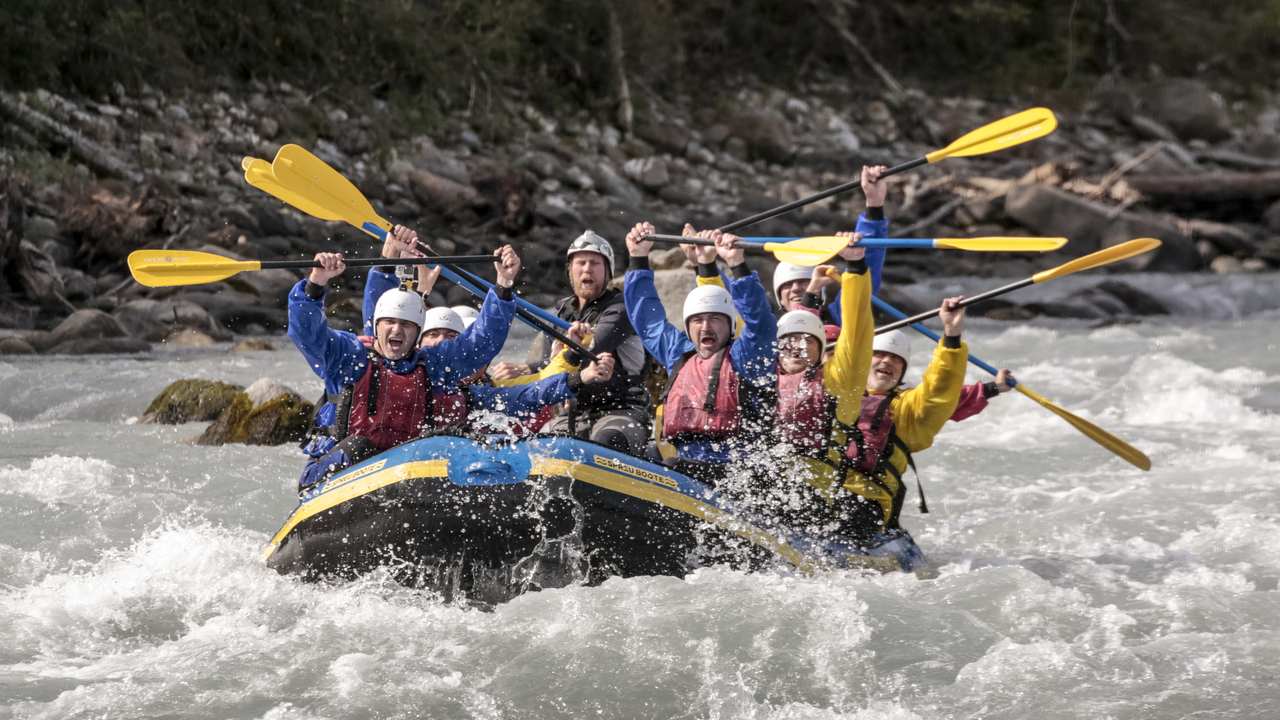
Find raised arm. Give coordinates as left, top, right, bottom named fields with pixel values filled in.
left=717, top=231, right=778, bottom=386
left=287, top=253, right=369, bottom=392
left=421, top=245, right=521, bottom=386
left=624, top=221, right=694, bottom=370
left=823, top=243, right=874, bottom=420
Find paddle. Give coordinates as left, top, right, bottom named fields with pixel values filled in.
left=874, top=238, right=1162, bottom=334
left=257, top=145, right=598, bottom=362
left=868, top=294, right=1151, bottom=471
left=127, top=249, right=496, bottom=288
left=720, top=107, right=1058, bottom=233
left=739, top=235, right=1069, bottom=252
left=242, top=157, right=345, bottom=222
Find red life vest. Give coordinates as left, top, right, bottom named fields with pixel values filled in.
left=661, top=348, right=741, bottom=442
left=775, top=366, right=831, bottom=453
left=431, top=389, right=468, bottom=427
left=845, top=391, right=897, bottom=475
left=345, top=351, right=432, bottom=451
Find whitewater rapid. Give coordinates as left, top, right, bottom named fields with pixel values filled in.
left=3, top=301, right=1280, bottom=718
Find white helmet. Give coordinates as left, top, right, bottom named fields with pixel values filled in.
left=872, top=329, right=911, bottom=362
left=772, top=262, right=812, bottom=306
left=566, top=229, right=615, bottom=276
left=451, top=305, right=480, bottom=329
left=422, top=307, right=465, bottom=334
left=682, top=285, right=738, bottom=333
left=373, top=288, right=426, bottom=330
left=777, top=310, right=825, bottom=346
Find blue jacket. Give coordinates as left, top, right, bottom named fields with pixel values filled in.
left=357, top=269, right=577, bottom=420
left=624, top=264, right=777, bottom=462
left=468, top=375, right=576, bottom=421
left=827, top=212, right=889, bottom=326
left=287, top=279, right=514, bottom=397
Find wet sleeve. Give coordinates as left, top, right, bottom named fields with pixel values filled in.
left=949, top=382, right=991, bottom=422
left=727, top=269, right=779, bottom=387
left=469, top=374, right=574, bottom=417
left=422, top=288, right=515, bottom=387
left=624, top=268, right=695, bottom=372
left=287, top=279, right=368, bottom=392
left=891, top=339, right=970, bottom=452
left=362, top=267, right=399, bottom=336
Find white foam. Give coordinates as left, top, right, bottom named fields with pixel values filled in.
left=0, top=455, right=119, bottom=505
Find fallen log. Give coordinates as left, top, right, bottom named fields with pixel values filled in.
left=1193, top=149, right=1280, bottom=171
left=1125, top=172, right=1280, bottom=200
left=0, top=90, right=143, bottom=184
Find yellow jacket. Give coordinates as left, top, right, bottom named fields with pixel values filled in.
left=842, top=338, right=969, bottom=526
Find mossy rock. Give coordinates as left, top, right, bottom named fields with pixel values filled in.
left=143, top=379, right=244, bottom=424
left=194, top=381, right=313, bottom=446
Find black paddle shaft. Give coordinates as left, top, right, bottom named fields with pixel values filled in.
left=259, top=256, right=496, bottom=270
left=874, top=277, right=1034, bottom=335
left=719, top=157, right=927, bottom=234
left=644, top=235, right=746, bottom=248
left=412, top=243, right=600, bottom=364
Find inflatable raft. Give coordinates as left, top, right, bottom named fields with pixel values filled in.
left=262, top=436, right=929, bottom=599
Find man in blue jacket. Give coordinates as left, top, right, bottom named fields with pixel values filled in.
left=289, top=242, right=519, bottom=489
left=623, top=223, right=777, bottom=487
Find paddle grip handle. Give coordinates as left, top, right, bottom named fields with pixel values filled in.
left=718, top=157, right=927, bottom=234
left=870, top=295, right=1014, bottom=385
left=874, top=277, right=1034, bottom=334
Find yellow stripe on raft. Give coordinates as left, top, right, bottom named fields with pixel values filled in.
left=260, top=459, right=448, bottom=561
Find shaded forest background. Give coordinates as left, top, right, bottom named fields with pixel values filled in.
left=4, top=0, right=1280, bottom=125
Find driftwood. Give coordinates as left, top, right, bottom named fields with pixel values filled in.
left=1194, top=148, right=1280, bottom=171
left=1125, top=172, right=1280, bottom=200
left=0, top=90, right=143, bottom=184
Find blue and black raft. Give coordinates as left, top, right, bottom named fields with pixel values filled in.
left=261, top=436, right=929, bottom=596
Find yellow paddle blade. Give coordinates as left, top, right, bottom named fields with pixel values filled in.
left=128, top=249, right=261, bottom=288
left=761, top=236, right=844, bottom=266
left=935, top=237, right=1067, bottom=252
left=1016, top=384, right=1151, bottom=471
left=271, top=145, right=391, bottom=237
left=926, top=107, right=1058, bottom=162
left=243, top=158, right=346, bottom=222
left=241, top=156, right=254, bottom=172
left=1033, top=237, right=1161, bottom=283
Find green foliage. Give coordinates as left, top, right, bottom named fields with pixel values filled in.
left=1, top=0, right=1278, bottom=110
left=8, top=149, right=79, bottom=188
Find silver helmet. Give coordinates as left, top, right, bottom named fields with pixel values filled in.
left=566, top=230, right=616, bottom=277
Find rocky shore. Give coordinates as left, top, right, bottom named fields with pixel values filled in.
left=4, top=74, right=1280, bottom=353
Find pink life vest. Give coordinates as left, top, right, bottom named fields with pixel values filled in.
left=662, top=348, right=741, bottom=442
left=845, top=391, right=897, bottom=475
left=775, top=366, right=830, bottom=453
